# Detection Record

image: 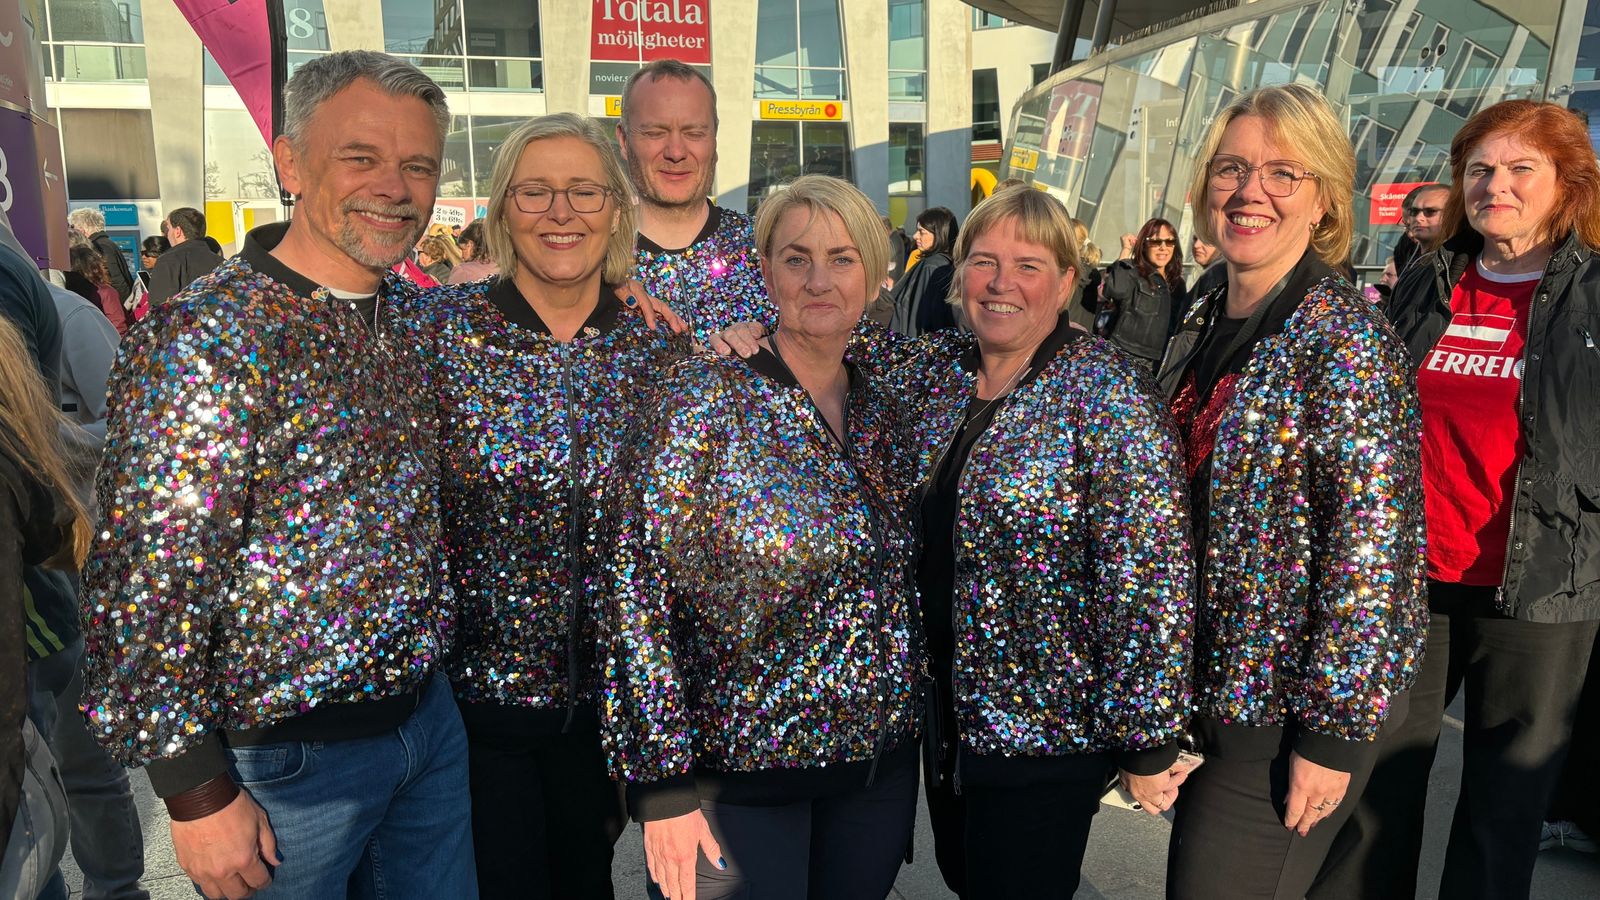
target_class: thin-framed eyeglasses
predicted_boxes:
[507,184,613,215]
[1207,155,1318,197]
[1144,237,1177,247]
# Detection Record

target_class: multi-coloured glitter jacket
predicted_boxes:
[1158,255,1428,771]
[901,316,1194,784]
[633,204,777,344]
[596,348,922,821]
[391,279,691,727]
[80,224,450,797]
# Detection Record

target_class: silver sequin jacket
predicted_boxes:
[81,230,450,789]
[1162,269,1428,767]
[901,325,1195,774]
[596,351,922,820]
[393,280,690,716]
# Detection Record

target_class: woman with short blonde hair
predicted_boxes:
[1157,83,1427,899]
[392,111,692,898]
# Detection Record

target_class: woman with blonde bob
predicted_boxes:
[896,186,1195,899]
[1155,84,1428,899]
[597,175,923,900]
[392,112,693,899]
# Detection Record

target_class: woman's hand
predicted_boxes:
[616,280,689,335]
[1283,750,1351,836]
[1120,766,1189,816]
[708,321,768,358]
[643,809,725,900]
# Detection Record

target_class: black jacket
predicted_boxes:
[1100,259,1186,366]
[89,231,135,303]
[1389,230,1600,623]
[147,238,226,306]
[1,448,71,853]
[889,251,956,337]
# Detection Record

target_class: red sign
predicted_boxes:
[1370,181,1428,226]
[591,0,711,65]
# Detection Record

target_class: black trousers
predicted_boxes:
[1548,630,1600,834]
[1309,582,1600,900]
[680,757,918,900]
[1167,732,1378,900]
[925,752,1108,900]
[463,707,627,900]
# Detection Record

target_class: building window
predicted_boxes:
[379,0,541,93]
[889,123,924,193]
[44,0,148,82]
[973,10,1010,29]
[1031,63,1052,86]
[973,68,1001,142]
[755,0,848,100]
[61,108,159,198]
[748,120,853,210]
[889,0,927,102]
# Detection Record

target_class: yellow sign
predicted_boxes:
[1009,147,1040,172]
[759,100,844,121]
[604,96,623,117]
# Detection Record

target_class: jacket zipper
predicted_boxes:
[1493,262,1550,612]
[561,349,583,733]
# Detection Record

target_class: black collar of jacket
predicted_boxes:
[487,276,623,336]
[169,237,224,264]
[636,203,724,254]
[240,222,329,299]
[956,312,1082,386]
[1432,228,1592,281]
[1158,249,1334,397]
[745,340,862,393]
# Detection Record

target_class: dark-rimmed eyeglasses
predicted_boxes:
[1144,237,1177,247]
[507,184,613,215]
[1207,155,1317,197]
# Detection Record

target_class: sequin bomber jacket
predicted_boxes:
[1169,271,1429,768]
[903,323,1195,774]
[390,279,692,719]
[596,350,923,821]
[80,224,450,796]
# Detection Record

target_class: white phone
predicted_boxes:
[1100,749,1206,811]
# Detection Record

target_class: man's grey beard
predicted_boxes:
[336,200,427,268]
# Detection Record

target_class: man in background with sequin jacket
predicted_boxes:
[80,52,476,900]
[619,60,778,345]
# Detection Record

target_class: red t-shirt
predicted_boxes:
[1417,259,1536,585]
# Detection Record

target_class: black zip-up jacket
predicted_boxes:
[1389,230,1600,622]
[1100,259,1186,367]
[88,231,135,303]
[890,251,957,337]
[146,238,226,306]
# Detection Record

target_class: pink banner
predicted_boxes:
[175,0,275,145]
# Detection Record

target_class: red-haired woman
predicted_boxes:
[1314,100,1600,900]
[1097,217,1186,373]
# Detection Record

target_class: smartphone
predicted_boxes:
[1100,750,1206,811]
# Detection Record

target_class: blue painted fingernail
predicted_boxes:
[717,857,728,870]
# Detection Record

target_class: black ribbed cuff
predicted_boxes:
[1292,728,1378,774]
[626,772,700,822]
[163,775,240,821]
[1115,740,1181,777]
[144,731,230,798]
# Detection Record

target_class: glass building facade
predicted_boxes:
[1003,0,1598,275]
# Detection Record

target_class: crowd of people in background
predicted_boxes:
[1,46,1598,900]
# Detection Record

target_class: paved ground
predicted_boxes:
[64,698,1600,898]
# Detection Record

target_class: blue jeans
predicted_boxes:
[214,674,477,899]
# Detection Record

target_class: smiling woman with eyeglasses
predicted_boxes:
[1096,216,1188,373]
[389,112,694,899]
[1155,84,1428,900]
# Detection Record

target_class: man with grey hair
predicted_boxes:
[67,207,135,305]
[81,50,476,899]
[620,59,775,343]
